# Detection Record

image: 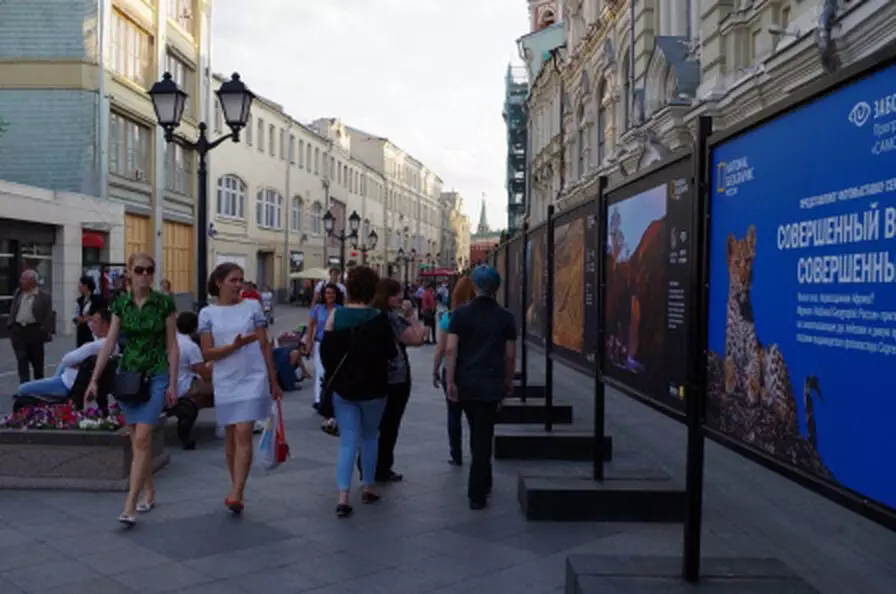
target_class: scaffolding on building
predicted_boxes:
[503,64,529,236]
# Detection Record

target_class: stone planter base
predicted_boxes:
[0,424,169,491]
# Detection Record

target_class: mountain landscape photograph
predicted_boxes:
[553,216,586,353]
[604,184,668,395]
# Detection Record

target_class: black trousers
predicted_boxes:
[376,381,411,477]
[460,400,500,503]
[10,324,46,384]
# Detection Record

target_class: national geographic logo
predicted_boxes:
[716,157,755,197]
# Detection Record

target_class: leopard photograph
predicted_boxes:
[706,224,832,478]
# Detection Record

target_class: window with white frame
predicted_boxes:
[279,129,286,160]
[164,142,193,195]
[257,119,264,152]
[310,202,323,234]
[246,115,253,146]
[299,141,305,168]
[109,112,151,181]
[291,196,303,231]
[314,148,320,174]
[108,10,153,87]
[288,133,295,163]
[268,124,275,156]
[166,52,194,116]
[167,0,193,31]
[216,175,246,218]
[256,188,283,229]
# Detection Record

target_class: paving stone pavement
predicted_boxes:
[1,318,895,592]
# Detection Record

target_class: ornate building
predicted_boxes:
[521,0,896,227]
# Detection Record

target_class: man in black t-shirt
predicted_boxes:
[446,265,516,509]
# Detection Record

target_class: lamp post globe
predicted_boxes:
[148,72,187,139]
[322,210,335,235]
[368,229,378,250]
[216,73,255,134]
[348,210,361,234]
[397,248,404,260]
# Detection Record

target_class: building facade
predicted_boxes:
[208,93,388,297]
[504,65,529,235]
[521,0,896,227]
[345,126,444,280]
[0,0,210,299]
[440,191,472,271]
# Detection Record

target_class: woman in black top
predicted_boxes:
[74,276,104,347]
[320,266,397,518]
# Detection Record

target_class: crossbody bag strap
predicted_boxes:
[324,326,357,393]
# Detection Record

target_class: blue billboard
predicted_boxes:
[707,62,896,510]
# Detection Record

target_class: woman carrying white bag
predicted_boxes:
[199,262,282,514]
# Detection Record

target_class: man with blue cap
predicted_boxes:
[444,264,517,510]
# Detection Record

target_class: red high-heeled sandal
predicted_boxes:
[224,498,244,514]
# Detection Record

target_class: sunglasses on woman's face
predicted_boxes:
[133,266,155,276]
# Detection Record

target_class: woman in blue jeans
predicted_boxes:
[320,266,397,518]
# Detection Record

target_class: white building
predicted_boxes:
[208,77,388,295]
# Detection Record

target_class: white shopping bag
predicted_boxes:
[256,407,278,470]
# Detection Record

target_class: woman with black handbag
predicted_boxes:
[85,252,179,527]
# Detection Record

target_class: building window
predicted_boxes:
[216,175,246,218]
[213,101,223,133]
[310,201,323,234]
[596,83,607,166]
[109,113,151,181]
[288,133,295,163]
[337,161,342,185]
[256,188,283,229]
[166,52,194,117]
[291,196,303,231]
[164,143,193,196]
[268,124,275,156]
[246,115,253,146]
[314,148,320,174]
[108,10,152,87]
[257,119,264,152]
[167,0,193,32]
[299,141,305,168]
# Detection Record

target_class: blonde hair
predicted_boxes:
[127,252,156,269]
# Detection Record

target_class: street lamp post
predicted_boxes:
[352,227,379,265]
[396,247,416,285]
[148,72,255,309]
[323,209,361,280]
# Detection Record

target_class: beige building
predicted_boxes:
[0,0,209,322]
[522,0,896,225]
[208,87,388,293]
[345,126,444,279]
[440,191,472,271]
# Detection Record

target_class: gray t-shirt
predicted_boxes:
[387,311,411,385]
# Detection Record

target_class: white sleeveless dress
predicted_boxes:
[198,299,272,426]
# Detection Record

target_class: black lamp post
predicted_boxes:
[323,209,361,280]
[352,227,378,265]
[148,72,254,309]
[396,247,416,285]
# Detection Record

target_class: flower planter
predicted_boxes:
[0,424,169,491]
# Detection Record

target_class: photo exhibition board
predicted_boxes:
[525,225,548,345]
[506,237,523,335]
[603,158,693,415]
[551,201,599,368]
[707,61,896,511]
[496,245,507,307]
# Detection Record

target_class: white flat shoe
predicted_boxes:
[136,501,155,513]
[118,513,137,527]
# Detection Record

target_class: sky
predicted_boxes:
[609,184,667,262]
[211,0,529,231]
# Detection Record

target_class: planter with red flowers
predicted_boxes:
[0,404,169,491]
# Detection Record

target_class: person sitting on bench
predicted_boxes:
[15,309,115,402]
[165,311,214,450]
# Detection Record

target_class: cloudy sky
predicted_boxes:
[211,0,529,230]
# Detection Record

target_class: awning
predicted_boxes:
[81,231,105,249]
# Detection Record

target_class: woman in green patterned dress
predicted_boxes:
[87,252,179,526]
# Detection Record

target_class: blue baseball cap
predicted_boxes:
[472,265,501,296]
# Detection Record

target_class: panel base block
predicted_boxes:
[565,556,819,593]
[494,426,612,461]
[519,472,685,522]
[510,384,546,399]
[496,400,573,424]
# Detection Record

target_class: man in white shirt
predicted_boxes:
[313,267,346,304]
[16,309,114,398]
[167,311,214,449]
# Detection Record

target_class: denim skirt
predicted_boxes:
[118,371,169,425]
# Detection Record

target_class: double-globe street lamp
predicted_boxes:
[352,226,378,265]
[396,247,416,285]
[323,209,373,278]
[148,72,255,309]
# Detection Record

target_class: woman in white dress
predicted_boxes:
[199,262,282,513]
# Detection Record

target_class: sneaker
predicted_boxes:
[253,421,265,434]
